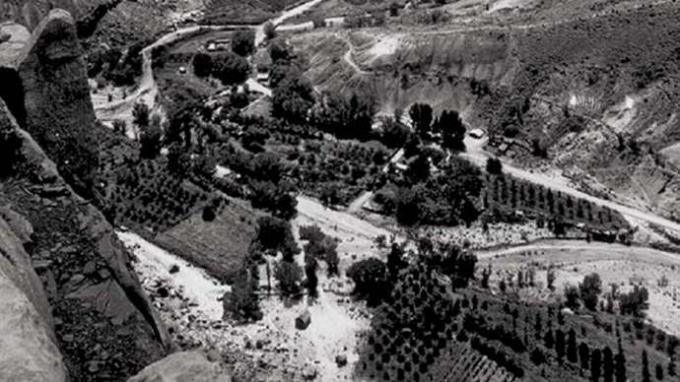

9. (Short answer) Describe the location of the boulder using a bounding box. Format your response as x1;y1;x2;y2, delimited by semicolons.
0;214;66;382
335;354;348;367
295;310;311;330
127;351;232;382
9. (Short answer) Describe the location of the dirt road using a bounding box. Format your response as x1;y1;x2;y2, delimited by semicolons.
93;0;327;130
475;239;680;262
461;137;680;234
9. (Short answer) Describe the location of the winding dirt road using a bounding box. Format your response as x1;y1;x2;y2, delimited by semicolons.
94;0;327;130
460;136;680;234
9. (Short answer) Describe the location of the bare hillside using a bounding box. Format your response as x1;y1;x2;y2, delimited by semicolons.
289;0;680;222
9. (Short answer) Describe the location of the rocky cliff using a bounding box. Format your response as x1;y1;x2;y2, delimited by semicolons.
0;9;172;381
0;204;66;382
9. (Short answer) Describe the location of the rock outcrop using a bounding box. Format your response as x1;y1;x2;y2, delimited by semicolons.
12;9;99;194
127;351;233;382
0;13;172;377
0;210;66;382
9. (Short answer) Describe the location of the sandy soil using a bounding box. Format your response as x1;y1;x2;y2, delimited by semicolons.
121;208;372;381
478;240;680;336
118;231;229;320
295;195;399;268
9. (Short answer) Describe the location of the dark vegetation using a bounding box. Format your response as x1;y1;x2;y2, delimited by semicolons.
192;51;251;85
375;156;484;227
449;289;677;382
202;0;302;24
93;122;217;233
88;41;147;86
354;238;478;381
482;172;630;235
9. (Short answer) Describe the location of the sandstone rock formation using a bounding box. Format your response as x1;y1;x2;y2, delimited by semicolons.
0;12;172;376
13;9;99;195
0;211;66;382
127;351;233;382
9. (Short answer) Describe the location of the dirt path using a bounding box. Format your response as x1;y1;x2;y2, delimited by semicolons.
475;239;680;262
338;33;369;75
93;0;327;131
461;137;680;234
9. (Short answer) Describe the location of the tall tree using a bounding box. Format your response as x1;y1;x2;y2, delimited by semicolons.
656;363;664;381
139;115;162;159
435;109;466;151
615;339;627;382
304;255;319;298
603;346;614;382
643;349;651;382
409;103;433;138
580;342;591;371
592;349;602;382
275;260;303;298
231;29;255;56
192;52;213;77
556;329;566;364
580;273;603;311
567;328;578;363
545;329;555;349
132;101;150;128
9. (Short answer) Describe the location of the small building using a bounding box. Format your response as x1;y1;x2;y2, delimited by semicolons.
206;39;230;52
469;128;486;139
256;72;269;85
295;310;311;330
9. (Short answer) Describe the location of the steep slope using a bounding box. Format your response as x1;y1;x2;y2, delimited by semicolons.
0;9;172;381
290;0;680;222
0;208;66;382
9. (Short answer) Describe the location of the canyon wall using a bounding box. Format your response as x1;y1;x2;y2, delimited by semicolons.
0;8;173;381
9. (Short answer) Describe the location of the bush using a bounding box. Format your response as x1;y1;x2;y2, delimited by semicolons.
347;258;390;306
272;73;315;123
486;157;503;175
212;51;250;85
253;216;300;260
193;53;213;77
225;266;262;322
579;273;602;311
620;285;650;317
232;29;256;56
275;260;303;297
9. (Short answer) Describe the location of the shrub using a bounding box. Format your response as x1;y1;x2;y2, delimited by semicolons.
346;258;390;306
232;29;256;56
275;260;303;297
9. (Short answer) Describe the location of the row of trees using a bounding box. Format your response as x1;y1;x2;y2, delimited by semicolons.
409;103;466;151
192;51;250;85
564;273;650;317
269;40;316;123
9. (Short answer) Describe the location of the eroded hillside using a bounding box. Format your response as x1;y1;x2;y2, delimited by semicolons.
289;0;680;222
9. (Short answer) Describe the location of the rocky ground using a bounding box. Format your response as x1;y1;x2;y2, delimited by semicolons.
479;242;680;336
123;220;373;382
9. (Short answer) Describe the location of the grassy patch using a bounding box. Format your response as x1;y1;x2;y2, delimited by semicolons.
154;197;264;283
